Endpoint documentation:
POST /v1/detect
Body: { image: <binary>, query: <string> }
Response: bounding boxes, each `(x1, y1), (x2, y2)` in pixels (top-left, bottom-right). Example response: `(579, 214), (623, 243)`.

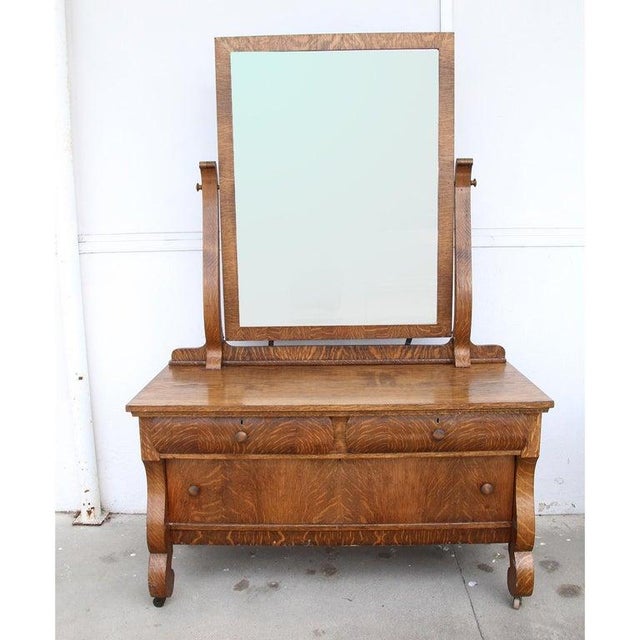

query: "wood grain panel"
(166, 456), (513, 526)
(127, 363), (554, 417)
(170, 341), (507, 365)
(166, 459), (341, 524)
(145, 417), (333, 455)
(346, 414), (534, 453)
(339, 457), (514, 524)
(170, 525), (512, 546)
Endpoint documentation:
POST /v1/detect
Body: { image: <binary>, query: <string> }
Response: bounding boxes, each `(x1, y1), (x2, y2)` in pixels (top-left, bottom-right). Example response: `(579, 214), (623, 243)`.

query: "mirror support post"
(453, 158), (473, 367)
(200, 161), (223, 369)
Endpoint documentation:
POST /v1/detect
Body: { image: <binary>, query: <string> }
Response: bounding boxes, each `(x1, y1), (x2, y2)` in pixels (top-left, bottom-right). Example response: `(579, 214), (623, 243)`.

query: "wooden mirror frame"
(217, 33), (454, 341)
(171, 33), (506, 368)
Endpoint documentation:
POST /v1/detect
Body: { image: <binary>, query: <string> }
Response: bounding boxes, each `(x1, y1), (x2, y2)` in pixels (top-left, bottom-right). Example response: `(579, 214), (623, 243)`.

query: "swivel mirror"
(217, 33), (454, 343)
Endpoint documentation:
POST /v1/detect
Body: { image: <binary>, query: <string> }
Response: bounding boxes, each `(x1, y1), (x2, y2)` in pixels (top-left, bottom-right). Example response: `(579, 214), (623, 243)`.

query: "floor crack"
(454, 549), (487, 640)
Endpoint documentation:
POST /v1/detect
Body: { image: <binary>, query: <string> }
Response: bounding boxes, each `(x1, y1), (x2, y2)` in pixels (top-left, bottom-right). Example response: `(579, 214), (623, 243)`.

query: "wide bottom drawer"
(166, 456), (514, 525)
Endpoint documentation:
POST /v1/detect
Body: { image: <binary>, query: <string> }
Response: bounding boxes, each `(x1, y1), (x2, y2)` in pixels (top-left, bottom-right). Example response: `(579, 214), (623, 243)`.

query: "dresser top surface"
(126, 362), (553, 417)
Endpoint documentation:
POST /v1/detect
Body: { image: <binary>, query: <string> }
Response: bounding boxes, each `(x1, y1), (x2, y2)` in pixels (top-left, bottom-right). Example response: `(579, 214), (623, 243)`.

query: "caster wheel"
(512, 597), (521, 610)
(152, 597), (166, 608)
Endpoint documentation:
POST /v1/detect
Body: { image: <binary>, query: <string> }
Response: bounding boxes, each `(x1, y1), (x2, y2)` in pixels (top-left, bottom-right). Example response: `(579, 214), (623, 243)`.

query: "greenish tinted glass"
(231, 49), (439, 327)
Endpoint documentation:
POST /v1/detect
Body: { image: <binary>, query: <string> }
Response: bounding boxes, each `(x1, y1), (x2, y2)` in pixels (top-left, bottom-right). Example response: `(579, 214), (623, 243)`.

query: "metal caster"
(512, 597), (521, 610)
(152, 597), (166, 608)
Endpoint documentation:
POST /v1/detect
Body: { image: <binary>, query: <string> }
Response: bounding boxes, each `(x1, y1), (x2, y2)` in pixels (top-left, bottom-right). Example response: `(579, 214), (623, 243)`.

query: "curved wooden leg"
(144, 459), (174, 605)
(508, 455), (538, 607)
(149, 551), (175, 604)
(508, 547), (534, 600)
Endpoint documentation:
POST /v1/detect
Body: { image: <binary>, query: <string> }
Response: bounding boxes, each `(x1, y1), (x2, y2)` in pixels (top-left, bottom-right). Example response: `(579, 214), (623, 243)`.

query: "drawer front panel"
(346, 414), (532, 453)
(340, 455), (514, 523)
(166, 456), (513, 525)
(166, 458), (340, 524)
(147, 417), (334, 454)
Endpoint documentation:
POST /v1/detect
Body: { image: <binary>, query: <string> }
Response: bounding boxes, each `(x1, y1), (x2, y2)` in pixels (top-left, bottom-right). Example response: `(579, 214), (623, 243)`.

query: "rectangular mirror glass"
(231, 49), (439, 327)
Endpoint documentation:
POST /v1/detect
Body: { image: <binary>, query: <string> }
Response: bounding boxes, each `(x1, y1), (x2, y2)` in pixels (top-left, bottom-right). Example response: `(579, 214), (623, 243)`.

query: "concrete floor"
(56, 513), (584, 640)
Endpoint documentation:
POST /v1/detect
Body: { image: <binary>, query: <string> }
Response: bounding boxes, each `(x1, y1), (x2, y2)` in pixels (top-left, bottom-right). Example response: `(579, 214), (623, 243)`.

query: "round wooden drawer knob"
(235, 430), (248, 443)
(188, 485), (200, 497)
(480, 483), (494, 495)
(432, 428), (446, 440)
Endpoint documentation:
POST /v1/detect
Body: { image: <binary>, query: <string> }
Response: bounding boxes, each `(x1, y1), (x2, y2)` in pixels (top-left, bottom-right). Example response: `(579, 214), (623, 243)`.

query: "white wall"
(58, 0), (584, 514)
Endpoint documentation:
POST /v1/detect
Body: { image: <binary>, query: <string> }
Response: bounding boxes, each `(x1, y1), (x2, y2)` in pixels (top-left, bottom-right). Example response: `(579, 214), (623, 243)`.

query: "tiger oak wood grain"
(346, 414), (535, 453)
(167, 458), (341, 524)
(132, 361), (551, 607)
(508, 439), (539, 598)
(337, 456), (513, 524)
(165, 456), (513, 525)
(454, 158), (473, 367)
(127, 362), (553, 416)
(171, 341), (507, 366)
(143, 460), (174, 598)
(200, 162), (222, 369)
(170, 525), (512, 547)
(142, 417), (334, 455)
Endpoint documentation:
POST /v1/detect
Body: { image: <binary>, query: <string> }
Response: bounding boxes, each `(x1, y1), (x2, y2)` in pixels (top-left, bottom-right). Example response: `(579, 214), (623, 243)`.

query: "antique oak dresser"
(126, 33), (553, 609)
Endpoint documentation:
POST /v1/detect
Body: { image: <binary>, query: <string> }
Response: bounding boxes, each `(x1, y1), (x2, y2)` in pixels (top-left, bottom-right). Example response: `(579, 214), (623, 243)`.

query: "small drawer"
(144, 416), (334, 454)
(346, 413), (532, 453)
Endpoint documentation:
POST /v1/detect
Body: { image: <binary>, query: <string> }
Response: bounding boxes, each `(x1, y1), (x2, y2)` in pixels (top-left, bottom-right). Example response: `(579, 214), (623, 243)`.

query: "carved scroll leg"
(508, 456), (537, 608)
(149, 551), (175, 606)
(507, 547), (534, 607)
(144, 460), (174, 606)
